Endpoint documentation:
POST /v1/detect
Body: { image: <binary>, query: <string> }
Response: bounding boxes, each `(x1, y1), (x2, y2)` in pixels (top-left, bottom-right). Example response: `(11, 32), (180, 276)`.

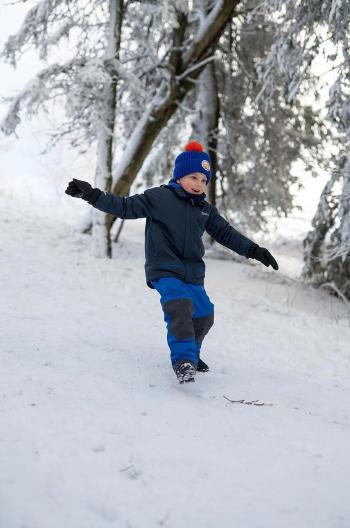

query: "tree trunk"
(92, 0), (124, 258)
(192, 62), (220, 206)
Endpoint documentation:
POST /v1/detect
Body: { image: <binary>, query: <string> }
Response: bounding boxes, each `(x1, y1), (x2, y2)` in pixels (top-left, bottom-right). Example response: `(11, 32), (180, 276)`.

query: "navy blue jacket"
(92, 182), (256, 288)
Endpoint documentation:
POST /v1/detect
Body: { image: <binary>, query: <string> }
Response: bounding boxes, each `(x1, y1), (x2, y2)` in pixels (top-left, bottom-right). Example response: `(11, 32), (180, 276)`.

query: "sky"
(0, 1), (332, 234)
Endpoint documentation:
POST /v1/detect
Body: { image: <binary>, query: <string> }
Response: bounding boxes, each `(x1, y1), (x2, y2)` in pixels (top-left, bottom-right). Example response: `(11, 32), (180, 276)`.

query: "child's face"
(176, 172), (207, 194)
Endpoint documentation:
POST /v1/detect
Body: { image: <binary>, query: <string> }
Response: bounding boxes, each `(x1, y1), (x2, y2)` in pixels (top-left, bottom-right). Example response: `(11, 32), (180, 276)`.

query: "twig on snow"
(223, 396), (273, 407)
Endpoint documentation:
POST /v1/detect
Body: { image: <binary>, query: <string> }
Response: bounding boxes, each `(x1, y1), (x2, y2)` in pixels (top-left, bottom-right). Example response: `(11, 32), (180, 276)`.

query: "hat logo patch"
(201, 160), (210, 171)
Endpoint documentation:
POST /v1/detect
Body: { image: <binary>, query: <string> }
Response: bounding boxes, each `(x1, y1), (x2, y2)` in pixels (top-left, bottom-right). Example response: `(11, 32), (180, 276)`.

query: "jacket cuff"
(87, 188), (102, 205)
(247, 242), (259, 259)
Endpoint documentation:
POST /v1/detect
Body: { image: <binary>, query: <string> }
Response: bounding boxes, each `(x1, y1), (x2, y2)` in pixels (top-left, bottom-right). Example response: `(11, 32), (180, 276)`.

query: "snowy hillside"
(1, 192), (350, 528)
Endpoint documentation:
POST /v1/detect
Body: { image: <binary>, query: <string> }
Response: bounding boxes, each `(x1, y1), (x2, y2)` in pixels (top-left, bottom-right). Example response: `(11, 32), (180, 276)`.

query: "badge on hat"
(201, 160), (210, 171)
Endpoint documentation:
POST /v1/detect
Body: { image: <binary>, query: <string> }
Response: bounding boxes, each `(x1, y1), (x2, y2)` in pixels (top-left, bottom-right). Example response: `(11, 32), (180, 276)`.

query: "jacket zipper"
(183, 200), (190, 258)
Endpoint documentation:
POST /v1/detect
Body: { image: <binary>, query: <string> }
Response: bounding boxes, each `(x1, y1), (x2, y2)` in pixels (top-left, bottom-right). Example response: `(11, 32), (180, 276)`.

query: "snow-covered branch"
(175, 54), (216, 81)
(0, 58), (86, 135)
(182, 0), (240, 66)
(104, 58), (148, 99)
(2, 0), (64, 64)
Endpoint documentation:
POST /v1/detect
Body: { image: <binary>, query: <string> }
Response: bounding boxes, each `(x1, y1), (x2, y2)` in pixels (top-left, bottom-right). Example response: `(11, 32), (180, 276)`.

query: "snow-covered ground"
(1, 191), (350, 528)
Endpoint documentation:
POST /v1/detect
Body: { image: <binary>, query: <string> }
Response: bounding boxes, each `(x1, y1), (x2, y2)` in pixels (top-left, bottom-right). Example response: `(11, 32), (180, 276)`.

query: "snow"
(1, 192), (350, 528)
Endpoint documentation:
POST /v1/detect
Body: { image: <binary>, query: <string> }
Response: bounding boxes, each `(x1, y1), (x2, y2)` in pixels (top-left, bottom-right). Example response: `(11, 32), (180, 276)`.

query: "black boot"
(173, 360), (196, 384)
(197, 358), (209, 372)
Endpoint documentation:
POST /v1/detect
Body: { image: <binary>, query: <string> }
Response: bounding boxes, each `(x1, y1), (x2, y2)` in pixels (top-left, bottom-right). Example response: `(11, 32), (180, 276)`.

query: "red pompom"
(184, 141), (203, 152)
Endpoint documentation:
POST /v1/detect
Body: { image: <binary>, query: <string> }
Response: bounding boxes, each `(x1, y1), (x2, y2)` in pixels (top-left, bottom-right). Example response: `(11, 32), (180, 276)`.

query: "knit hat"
(172, 141), (211, 183)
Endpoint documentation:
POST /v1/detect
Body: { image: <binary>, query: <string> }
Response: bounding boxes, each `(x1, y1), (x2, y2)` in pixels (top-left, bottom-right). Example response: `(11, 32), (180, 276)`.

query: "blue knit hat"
(172, 141), (211, 183)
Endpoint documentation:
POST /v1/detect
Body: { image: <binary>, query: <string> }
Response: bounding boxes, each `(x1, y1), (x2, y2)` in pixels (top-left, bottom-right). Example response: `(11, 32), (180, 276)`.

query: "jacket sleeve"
(205, 205), (256, 258)
(91, 191), (152, 219)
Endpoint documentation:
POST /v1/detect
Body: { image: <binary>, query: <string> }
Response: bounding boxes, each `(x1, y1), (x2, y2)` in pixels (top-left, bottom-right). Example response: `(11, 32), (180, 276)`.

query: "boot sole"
(178, 376), (195, 384)
(178, 369), (196, 384)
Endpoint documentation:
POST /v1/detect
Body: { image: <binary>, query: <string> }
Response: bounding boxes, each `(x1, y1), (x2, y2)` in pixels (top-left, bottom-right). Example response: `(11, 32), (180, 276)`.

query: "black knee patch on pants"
(193, 312), (214, 344)
(163, 298), (195, 340)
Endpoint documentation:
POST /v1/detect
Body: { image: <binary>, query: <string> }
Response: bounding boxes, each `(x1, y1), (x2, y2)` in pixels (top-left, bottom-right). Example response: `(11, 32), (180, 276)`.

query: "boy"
(65, 141), (278, 384)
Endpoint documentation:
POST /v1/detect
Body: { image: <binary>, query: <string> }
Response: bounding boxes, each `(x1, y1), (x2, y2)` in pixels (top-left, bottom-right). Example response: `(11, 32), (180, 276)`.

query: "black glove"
(248, 243), (279, 270)
(65, 178), (101, 205)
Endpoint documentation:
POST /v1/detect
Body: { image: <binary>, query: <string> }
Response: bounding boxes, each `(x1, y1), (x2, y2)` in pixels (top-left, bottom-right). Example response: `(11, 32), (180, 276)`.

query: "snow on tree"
(212, 8), (330, 233)
(109, 0), (241, 198)
(143, 1), (330, 234)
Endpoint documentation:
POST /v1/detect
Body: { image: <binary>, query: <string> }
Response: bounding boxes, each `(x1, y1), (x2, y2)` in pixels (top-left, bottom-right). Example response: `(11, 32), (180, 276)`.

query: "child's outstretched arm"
(206, 205), (279, 270)
(65, 178), (151, 219)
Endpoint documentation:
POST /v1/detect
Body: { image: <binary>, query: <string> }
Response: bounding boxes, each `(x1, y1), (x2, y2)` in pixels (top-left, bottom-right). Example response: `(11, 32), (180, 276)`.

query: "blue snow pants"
(150, 277), (214, 366)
